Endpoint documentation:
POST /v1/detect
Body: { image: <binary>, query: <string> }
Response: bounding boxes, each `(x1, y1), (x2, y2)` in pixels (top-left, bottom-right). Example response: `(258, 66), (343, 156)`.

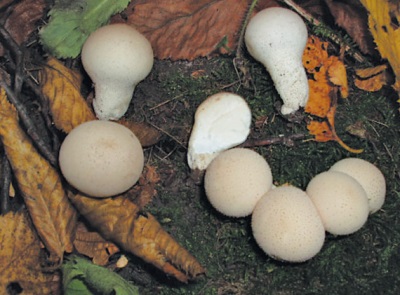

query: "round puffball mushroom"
(59, 120), (144, 197)
(329, 158), (386, 214)
(204, 148), (272, 217)
(81, 24), (154, 121)
(306, 171), (369, 235)
(252, 185), (325, 262)
(187, 92), (252, 171)
(245, 7), (309, 115)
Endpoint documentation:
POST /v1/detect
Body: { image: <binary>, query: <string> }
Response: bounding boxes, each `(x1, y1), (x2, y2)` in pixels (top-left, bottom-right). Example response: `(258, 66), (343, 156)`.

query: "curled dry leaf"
(73, 222), (120, 266)
(0, 210), (60, 294)
(0, 88), (78, 263)
(354, 64), (391, 92)
(111, 0), (249, 60)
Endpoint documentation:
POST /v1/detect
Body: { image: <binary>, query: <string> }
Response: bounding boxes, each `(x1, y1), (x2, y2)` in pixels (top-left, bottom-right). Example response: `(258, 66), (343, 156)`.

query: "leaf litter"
(1, 0), (400, 294)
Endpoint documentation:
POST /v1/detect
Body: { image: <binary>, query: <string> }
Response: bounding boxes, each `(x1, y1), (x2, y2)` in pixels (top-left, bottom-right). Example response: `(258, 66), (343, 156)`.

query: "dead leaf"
(111, 0), (250, 60)
(360, 0), (400, 95)
(39, 57), (96, 133)
(68, 189), (205, 283)
(302, 36), (362, 153)
(0, 210), (59, 294)
(119, 120), (162, 147)
(0, 0), (46, 56)
(0, 88), (78, 263)
(73, 222), (120, 266)
(324, 0), (377, 55)
(354, 64), (391, 92)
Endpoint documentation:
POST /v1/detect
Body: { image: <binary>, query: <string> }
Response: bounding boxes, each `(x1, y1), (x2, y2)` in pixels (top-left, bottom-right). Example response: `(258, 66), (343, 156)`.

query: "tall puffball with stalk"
(245, 7), (309, 115)
(81, 23), (154, 120)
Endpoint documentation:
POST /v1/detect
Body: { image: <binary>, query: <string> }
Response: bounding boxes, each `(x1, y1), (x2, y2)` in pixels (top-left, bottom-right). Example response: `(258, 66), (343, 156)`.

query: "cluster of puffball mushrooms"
(57, 7), (386, 264)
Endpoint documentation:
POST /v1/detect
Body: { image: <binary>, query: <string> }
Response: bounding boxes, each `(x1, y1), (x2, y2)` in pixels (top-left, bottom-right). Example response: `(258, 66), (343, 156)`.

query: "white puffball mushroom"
(59, 120), (144, 198)
(245, 7), (309, 115)
(329, 158), (386, 214)
(204, 148), (272, 217)
(187, 92), (252, 171)
(81, 24), (154, 121)
(306, 171), (369, 235)
(252, 186), (325, 262)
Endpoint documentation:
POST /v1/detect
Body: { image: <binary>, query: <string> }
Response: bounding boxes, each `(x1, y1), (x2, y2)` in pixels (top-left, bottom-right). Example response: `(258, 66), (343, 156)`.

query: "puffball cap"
(252, 186), (325, 262)
(204, 148), (272, 217)
(59, 120), (144, 197)
(306, 171), (369, 235)
(81, 23), (153, 86)
(329, 158), (386, 213)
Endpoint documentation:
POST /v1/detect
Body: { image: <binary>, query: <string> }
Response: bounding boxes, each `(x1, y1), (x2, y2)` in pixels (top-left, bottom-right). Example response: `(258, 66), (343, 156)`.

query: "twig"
(0, 81), (58, 166)
(0, 151), (12, 214)
(240, 133), (307, 148)
(279, 0), (367, 63)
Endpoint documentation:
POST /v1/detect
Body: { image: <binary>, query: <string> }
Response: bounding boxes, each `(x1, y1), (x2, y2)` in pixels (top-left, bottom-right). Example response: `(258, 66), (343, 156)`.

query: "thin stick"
(0, 152), (12, 214)
(240, 133), (307, 148)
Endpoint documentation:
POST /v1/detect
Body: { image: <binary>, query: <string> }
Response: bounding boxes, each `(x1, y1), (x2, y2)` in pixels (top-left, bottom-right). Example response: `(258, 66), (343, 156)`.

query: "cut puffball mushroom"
(329, 158), (386, 214)
(59, 120), (144, 197)
(81, 24), (154, 121)
(252, 185), (325, 262)
(204, 148), (273, 217)
(306, 171), (369, 235)
(245, 7), (309, 115)
(187, 92), (251, 171)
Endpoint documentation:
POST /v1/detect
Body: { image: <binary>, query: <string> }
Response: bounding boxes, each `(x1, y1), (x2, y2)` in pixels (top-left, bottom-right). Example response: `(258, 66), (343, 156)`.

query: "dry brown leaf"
(111, 0), (250, 60)
(354, 64), (390, 92)
(39, 57), (96, 133)
(0, 0), (46, 56)
(68, 189), (205, 283)
(360, 0), (400, 95)
(0, 210), (59, 294)
(73, 222), (120, 266)
(0, 88), (78, 263)
(324, 0), (376, 55)
(119, 119), (162, 147)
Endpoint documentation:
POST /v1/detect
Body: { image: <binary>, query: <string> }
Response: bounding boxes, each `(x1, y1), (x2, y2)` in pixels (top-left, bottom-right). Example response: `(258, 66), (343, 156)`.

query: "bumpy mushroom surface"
(204, 148), (272, 217)
(330, 158), (386, 214)
(306, 171), (369, 235)
(81, 23), (154, 120)
(252, 185), (325, 262)
(245, 7), (309, 115)
(59, 120), (144, 197)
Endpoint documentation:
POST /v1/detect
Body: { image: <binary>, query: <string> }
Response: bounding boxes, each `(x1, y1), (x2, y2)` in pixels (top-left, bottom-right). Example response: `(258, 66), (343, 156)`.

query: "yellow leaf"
(360, 0), (400, 93)
(0, 88), (77, 263)
(39, 57), (96, 133)
(354, 64), (390, 92)
(0, 211), (59, 294)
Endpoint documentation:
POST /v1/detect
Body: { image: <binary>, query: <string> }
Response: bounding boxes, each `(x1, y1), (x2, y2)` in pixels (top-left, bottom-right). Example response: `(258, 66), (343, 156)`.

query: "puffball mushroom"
(245, 7), (309, 115)
(329, 158), (386, 214)
(187, 92), (252, 171)
(81, 24), (154, 121)
(204, 148), (272, 217)
(252, 186), (325, 262)
(306, 171), (369, 235)
(59, 120), (144, 197)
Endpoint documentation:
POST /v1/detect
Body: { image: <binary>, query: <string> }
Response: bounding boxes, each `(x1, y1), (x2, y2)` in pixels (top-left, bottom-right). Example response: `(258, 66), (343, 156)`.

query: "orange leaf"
(0, 211), (59, 294)
(354, 64), (390, 92)
(304, 79), (331, 118)
(0, 88), (78, 263)
(112, 0), (249, 60)
(327, 57), (349, 98)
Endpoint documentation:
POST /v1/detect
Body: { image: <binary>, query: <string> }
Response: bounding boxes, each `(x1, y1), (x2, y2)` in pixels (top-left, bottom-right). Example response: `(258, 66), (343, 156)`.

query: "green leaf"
(40, 0), (131, 58)
(62, 255), (139, 295)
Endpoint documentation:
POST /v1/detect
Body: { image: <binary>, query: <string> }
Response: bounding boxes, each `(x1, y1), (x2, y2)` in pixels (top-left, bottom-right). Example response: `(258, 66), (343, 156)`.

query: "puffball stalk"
(245, 7), (309, 115)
